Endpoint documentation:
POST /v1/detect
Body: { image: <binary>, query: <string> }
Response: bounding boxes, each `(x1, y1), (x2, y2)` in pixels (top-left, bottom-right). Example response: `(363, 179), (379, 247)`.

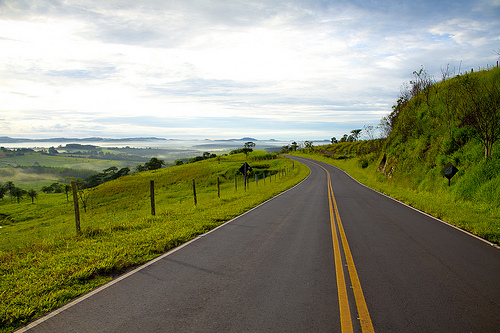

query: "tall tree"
(145, 157), (165, 170)
(27, 189), (38, 204)
(457, 70), (500, 160)
(4, 181), (15, 201)
(12, 187), (24, 203)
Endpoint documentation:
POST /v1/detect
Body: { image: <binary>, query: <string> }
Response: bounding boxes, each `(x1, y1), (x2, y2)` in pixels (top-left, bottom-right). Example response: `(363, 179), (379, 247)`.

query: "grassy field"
(0, 152), (308, 333)
(0, 151), (143, 170)
(292, 151), (500, 245)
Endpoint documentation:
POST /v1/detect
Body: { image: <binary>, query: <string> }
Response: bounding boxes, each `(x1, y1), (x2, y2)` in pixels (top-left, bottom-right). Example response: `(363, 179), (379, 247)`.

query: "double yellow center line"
(316, 162), (375, 333)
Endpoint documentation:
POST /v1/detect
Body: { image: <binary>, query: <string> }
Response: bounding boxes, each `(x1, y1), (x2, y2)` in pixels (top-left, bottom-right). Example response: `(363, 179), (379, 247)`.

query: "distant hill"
(0, 137), (168, 143)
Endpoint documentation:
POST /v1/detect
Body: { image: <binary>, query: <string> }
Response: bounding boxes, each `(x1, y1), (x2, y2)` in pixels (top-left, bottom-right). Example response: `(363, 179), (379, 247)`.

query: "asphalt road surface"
(18, 156), (500, 332)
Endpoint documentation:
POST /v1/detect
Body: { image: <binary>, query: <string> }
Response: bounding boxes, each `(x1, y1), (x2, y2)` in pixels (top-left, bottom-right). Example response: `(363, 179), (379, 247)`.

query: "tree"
(244, 141), (256, 149)
(457, 71), (500, 160)
(411, 66), (435, 106)
(331, 137), (338, 144)
(0, 186), (7, 200)
(27, 189), (38, 204)
(4, 181), (15, 201)
(145, 157), (165, 170)
(11, 187), (25, 203)
(377, 117), (392, 138)
(74, 181), (91, 213)
(64, 184), (71, 201)
(350, 129), (362, 141)
(362, 125), (375, 140)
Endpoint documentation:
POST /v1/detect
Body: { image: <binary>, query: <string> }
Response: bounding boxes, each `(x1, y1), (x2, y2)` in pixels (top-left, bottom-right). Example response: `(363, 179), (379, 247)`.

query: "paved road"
(19, 157), (500, 332)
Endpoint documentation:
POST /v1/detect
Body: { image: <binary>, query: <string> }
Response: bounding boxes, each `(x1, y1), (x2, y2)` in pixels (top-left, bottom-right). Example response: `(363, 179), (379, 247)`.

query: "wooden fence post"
(217, 177), (220, 198)
(192, 179), (197, 206)
(71, 181), (81, 235)
(150, 180), (155, 216)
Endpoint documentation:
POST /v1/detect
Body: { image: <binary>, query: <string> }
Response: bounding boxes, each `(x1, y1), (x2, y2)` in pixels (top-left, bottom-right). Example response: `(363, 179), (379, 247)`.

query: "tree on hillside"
(27, 189), (38, 204)
(350, 129), (362, 141)
(11, 187), (25, 204)
(145, 157), (165, 170)
(457, 71), (500, 160)
(64, 184), (71, 201)
(411, 66), (436, 106)
(4, 181), (15, 201)
(362, 125), (375, 140)
(0, 186), (7, 200)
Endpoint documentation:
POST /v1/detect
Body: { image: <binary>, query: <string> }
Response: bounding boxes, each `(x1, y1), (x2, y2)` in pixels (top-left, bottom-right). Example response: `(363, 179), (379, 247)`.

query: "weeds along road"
(18, 157), (500, 332)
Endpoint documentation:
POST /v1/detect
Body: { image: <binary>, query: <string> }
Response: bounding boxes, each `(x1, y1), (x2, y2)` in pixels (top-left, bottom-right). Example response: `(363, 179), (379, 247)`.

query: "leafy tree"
(0, 186), (7, 200)
(331, 137), (338, 144)
(11, 187), (25, 203)
(350, 129), (362, 141)
(457, 70), (500, 160)
(145, 157), (165, 170)
(27, 189), (38, 204)
(65, 184), (71, 201)
(4, 181), (15, 201)
(244, 142), (256, 149)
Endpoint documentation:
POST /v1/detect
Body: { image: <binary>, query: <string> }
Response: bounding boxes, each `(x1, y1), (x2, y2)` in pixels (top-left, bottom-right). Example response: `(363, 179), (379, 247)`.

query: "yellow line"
(330, 179), (375, 333)
(311, 160), (375, 333)
(327, 172), (353, 333)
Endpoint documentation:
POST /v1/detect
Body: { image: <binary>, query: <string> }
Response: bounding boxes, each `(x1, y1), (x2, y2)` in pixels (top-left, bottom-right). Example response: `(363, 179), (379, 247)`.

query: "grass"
(0, 151), (143, 170)
(0, 152), (308, 333)
(292, 151), (500, 245)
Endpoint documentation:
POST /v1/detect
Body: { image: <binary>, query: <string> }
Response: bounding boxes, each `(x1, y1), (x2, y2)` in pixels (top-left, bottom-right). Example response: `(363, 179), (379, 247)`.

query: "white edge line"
(304, 157), (499, 250)
(16, 166), (311, 332)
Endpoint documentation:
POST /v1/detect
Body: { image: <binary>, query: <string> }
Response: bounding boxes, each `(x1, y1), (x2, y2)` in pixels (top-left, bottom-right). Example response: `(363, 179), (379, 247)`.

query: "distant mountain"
(214, 137), (258, 142)
(0, 137), (168, 143)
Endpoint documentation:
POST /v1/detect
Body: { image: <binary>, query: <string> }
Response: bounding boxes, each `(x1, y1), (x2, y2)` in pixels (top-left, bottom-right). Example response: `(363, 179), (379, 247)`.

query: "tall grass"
(0, 153), (308, 333)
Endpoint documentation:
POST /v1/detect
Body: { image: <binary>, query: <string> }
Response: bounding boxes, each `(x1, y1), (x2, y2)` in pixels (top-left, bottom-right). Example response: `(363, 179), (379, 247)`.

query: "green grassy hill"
(0, 152), (308, 333)
(297, 67), (500, 244)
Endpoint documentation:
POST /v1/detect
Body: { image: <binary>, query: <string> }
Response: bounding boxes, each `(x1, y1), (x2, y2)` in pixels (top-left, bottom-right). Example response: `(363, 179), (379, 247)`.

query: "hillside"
(297, 66), (500, 244)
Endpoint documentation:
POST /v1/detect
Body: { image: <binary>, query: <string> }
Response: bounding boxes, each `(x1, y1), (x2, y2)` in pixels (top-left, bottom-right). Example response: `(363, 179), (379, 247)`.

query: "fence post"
(150, 180), (155, 216)
(255, 174), (258, 186)
(71, 181), (81, 235)
(192, 179), (197, 206)
(217, 177), (220, 198)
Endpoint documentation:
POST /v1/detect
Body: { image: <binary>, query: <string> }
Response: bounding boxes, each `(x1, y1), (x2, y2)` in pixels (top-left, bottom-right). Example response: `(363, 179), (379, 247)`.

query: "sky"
(0, 0), (499, 141)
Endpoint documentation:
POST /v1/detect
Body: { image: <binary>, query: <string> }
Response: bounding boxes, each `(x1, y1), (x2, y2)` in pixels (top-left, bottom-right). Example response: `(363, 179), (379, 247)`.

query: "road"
(18, 156), (500, 332)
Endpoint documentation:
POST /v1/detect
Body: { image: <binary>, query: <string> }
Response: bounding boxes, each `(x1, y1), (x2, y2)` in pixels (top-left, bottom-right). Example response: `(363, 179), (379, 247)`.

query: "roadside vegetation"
(0, 151), (308, 333)
(291, 65), (500, 245)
